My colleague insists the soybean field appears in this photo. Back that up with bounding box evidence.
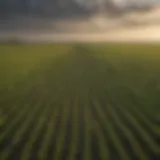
[0,44,160,160]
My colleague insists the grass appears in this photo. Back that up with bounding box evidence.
[0,44,71,89]
[0,43,159,160]
[90,44,160,117]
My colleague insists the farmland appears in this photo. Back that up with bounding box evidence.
[0,43,160,160]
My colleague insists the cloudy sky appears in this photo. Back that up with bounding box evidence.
[75,0,160,9]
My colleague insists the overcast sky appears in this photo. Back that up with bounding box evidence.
[77,0,160,5]
[75,0,160,8]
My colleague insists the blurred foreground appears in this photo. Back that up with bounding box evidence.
[0,44,159,160]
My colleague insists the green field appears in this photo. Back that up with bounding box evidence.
[0,44,160,160]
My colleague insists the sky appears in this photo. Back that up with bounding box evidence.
[0,0,160,41]
[75,0,160,10]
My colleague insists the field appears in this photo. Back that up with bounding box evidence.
[0,43,160,160]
